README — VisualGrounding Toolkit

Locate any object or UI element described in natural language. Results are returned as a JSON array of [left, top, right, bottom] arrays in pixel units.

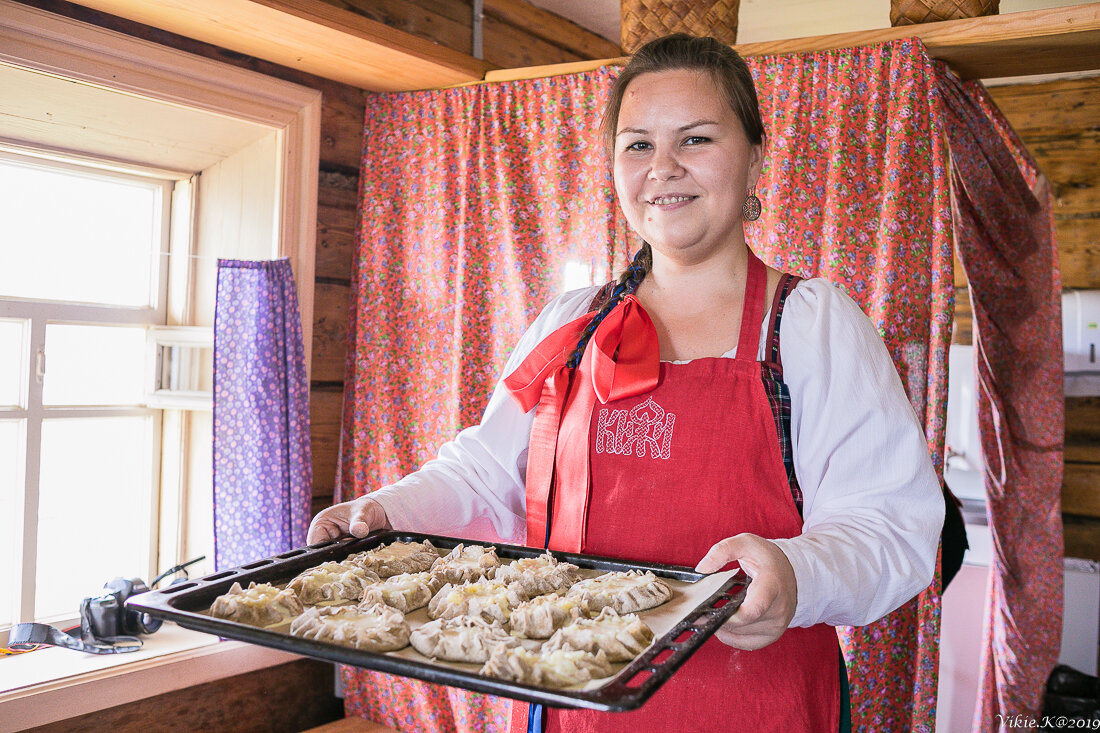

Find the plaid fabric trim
[[761, 274, 804, 517]]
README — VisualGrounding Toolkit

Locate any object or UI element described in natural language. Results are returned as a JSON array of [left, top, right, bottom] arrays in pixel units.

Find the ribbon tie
[[503, 295, 660, 551]]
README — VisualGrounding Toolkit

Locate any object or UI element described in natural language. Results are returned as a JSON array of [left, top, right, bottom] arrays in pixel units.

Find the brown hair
[[600, 34, 765, 154]]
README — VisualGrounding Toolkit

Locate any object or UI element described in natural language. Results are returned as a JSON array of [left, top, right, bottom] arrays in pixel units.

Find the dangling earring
[[742, 186, 761, 222]]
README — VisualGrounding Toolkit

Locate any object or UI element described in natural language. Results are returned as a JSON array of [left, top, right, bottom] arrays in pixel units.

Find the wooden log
[[316, 181, 359, 281], [483, 14, 582, 68], [1064, 515, 1100, 563], [1064, 462, 1100, 519], [1055, 219, 1100, 289], [1027, 133, 1100, 217], [30, 660, 341, 733], [327, 0, 474, 56], [311, 281, 351, 383], [482, 0, 619, 59], [985, 76, 1100, 141], [310, 386, 344, 500], [320, 88, 368, 171]]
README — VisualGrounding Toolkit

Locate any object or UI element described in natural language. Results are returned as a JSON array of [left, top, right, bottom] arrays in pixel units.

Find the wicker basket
[[890, 0, 999, 26], [621, 0, 740, 55]]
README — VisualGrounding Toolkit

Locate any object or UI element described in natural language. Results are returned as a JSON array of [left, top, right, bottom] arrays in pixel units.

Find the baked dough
[[347, 539, 439, 577], [430, 543, 501, 585], [426, 580, 523, 625], [410, 616, 520, 663], [209, 581, 303, 628], [480, 645, 613, 688], [565, 570, 672, 614], [289, 602, 410, 652], [494, 553, 581, 599], [287, 561, 380, 606], [359, 571, 440, 613], [545, 607, 654, 662], [508, 593, 587, 639]]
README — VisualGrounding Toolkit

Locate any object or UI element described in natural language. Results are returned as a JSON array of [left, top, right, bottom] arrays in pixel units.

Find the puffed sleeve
[[769, 278, 944, 628], [365, 285, 600, 543]]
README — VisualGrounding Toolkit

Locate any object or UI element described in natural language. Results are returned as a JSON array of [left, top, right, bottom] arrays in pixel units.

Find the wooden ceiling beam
[[68, 0, 491, 91]]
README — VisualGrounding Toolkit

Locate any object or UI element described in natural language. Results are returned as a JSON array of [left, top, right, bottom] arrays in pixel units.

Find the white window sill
[[0, 623, 302, 730]]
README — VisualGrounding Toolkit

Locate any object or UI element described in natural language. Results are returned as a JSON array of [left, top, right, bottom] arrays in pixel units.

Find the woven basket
[[621, 0, 740, 55], [890, 0, 999, 25]]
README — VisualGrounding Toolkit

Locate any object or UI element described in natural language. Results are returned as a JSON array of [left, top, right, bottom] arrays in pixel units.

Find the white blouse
[[368, 278, 944, 629]]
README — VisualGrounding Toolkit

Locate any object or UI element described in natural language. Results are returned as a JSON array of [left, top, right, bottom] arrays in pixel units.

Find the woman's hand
[[695, 533, 798, 651], [306, 495, 392, 544]]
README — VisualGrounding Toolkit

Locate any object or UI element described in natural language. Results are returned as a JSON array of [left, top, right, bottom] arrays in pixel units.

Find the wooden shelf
[[735, 3, 1100, 80], [487, 3, 1100, 84], [69, 1, 1100, 89], [69, 0, 491, 91]]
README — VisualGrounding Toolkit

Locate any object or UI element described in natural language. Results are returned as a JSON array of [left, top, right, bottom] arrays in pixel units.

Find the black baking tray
[[126, 531, 749, 712]]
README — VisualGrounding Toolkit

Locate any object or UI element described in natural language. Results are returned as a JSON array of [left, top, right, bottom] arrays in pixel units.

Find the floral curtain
[[213, 258, 313, 571], [339, 68, 629, 730], [340, 39, 954, 731], [745, 39, 955, 731], [935, 66, 1064, 731]]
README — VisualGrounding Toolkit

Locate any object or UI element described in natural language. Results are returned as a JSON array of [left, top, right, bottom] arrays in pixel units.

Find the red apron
[[505, 254, 840, 733]]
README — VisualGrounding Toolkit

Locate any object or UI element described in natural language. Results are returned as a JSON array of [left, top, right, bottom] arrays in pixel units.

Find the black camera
[[8, 556, 204, 654], [81, 577, 164, 641]]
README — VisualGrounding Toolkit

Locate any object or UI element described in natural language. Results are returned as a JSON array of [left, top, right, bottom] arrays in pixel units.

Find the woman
[[310, 35, 943, 732]]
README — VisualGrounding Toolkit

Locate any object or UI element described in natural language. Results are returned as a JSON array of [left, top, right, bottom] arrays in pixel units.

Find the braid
[[566, 243, 652, 368]]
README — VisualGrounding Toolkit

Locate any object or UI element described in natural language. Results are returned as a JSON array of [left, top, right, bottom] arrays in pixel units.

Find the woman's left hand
[[695, 533, 798, 651]]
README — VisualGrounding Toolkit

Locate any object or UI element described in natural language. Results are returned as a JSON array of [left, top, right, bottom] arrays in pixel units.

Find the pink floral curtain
[[935, 65, 1064, 731], [745, 39, 953, 731], [339, 67, 629, 731], [340, 39, 956, 732]]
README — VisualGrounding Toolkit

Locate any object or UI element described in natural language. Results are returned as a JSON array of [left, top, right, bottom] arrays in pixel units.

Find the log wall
[[979, 76, 1100, 561]]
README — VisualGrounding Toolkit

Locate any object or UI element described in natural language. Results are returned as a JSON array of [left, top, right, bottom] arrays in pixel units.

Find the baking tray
[[126, 531, 749, 712]]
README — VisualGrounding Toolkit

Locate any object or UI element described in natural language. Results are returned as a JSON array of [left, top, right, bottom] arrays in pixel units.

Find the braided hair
[[567, 35, 763, 367], [566, 242, 652, 369]]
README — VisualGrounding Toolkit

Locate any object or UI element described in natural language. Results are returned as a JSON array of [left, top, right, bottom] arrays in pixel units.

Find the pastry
[[209, 581, 303, 628], [493, 552, 581, 599], [359, 571, 440, 613], [289, 602, 410, 652], [287, 561, 380, 606], [426, 580, 523, 625], [545, 607, 654, 662], [508, 593, 587, 639], [480, 645, 613, 688], [430, 543, 501, 585], [410, 616, 520, 663], [347, 539, 439, 577], [565, 570, 672, 614]]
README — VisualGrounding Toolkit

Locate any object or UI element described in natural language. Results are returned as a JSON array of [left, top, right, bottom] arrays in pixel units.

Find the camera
[[80, 577, 164, 641]]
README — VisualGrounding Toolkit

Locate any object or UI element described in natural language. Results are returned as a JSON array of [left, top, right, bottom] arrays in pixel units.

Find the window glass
[[42, 324, 147, 406], [35, 416, 153, 620], [0, 319, 26, 408], [0, 158, 160, 308], [0, 420, 23, 627]]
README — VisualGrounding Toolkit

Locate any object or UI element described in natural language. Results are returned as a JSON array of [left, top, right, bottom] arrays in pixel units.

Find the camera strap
[[8, 622, 142, 655]]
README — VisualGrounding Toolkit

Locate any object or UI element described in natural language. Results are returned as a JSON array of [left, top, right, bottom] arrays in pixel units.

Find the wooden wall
[[981, 76, 1100, 561], [319, 0, 620, 69], [25, 660, 343, 732]]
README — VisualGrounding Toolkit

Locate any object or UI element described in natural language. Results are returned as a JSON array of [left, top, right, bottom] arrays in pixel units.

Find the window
[[0, 2, 320, 655], [0, 152, 195, 628]]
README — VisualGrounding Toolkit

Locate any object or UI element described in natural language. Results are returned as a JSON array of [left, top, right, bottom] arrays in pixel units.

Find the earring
[[742, 186, 761, 222]]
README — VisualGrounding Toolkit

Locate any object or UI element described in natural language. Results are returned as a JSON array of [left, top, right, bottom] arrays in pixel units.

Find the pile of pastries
[[208, 539, 674, 688]]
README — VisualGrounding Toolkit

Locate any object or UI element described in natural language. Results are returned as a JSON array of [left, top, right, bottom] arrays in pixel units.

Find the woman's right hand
[[307, 495, 391, 544]]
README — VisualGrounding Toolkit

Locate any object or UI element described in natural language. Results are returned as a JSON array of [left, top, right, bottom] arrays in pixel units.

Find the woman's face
[[613, 69, 763, 266]]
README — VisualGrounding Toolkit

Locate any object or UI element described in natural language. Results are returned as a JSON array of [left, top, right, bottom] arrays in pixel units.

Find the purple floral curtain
[[935, 65, 1064, 731], [213, 258, 313, 571]]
